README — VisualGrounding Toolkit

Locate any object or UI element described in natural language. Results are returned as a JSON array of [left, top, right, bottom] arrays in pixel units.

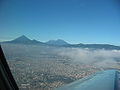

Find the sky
[[0, 0, 120, 45]]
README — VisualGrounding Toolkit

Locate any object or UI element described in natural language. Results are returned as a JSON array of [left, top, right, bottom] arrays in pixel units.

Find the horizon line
[[0, 35, 120, 46]]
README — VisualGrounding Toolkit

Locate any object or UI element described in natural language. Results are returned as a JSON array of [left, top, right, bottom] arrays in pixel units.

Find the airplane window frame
[[0, 45, 19, 90]]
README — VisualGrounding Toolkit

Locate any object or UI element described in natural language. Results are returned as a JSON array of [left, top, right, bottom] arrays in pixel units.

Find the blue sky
[[0, 0, 120, 45]]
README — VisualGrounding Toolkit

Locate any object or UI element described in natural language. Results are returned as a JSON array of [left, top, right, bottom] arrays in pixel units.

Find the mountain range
[[3, 35, 45, 45], [1, 35, 120, 50]]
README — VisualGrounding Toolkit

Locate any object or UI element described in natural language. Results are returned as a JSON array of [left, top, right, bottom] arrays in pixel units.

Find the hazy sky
[[0, 0, 120, 45]]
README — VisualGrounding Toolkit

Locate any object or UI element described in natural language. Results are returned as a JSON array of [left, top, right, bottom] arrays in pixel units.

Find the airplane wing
[[55, 70, 119, 90]]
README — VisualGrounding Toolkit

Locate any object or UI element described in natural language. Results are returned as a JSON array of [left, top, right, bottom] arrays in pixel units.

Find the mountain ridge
[[1, 35, 120, 50], [46, 39, 69, 46], [2, 35, 45, 45]]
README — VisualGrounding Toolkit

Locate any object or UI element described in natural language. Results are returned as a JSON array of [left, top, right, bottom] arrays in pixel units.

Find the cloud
[[56, 48, 120, 68]]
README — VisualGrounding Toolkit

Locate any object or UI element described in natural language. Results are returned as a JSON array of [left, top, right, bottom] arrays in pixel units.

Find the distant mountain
[[1, 35, 120, 50], [10, 35, 31, 43], [69, 43, 120, 50], [2, 35, 45, 45], [46, 39, 69, 46]]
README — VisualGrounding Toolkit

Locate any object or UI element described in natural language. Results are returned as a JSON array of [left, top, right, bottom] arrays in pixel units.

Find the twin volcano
[[1, 35, 120, 50], [2, 35, 69, 46]]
